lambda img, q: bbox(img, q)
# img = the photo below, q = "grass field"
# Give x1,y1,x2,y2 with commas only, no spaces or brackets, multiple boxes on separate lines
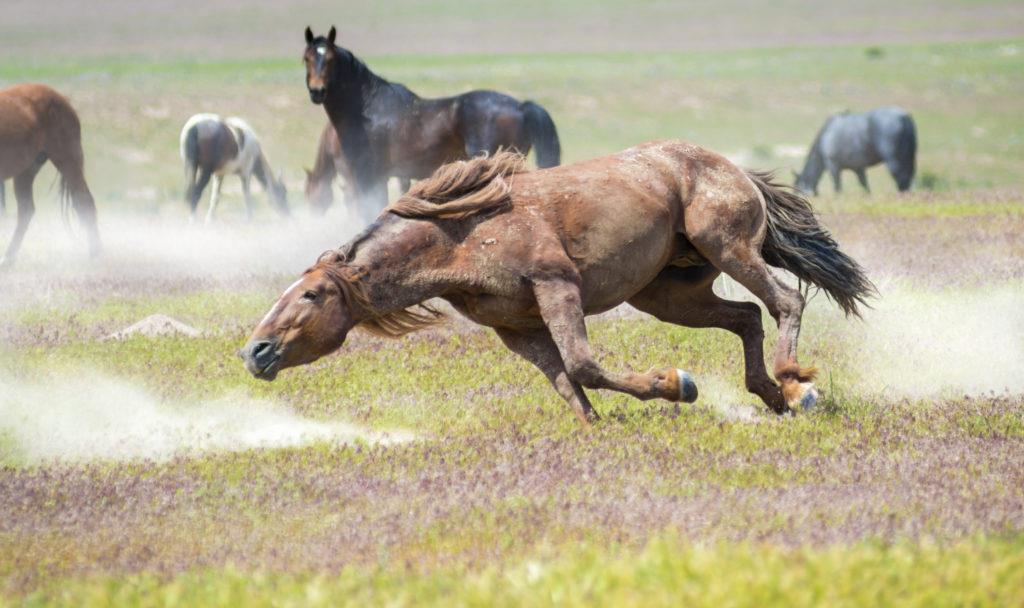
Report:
2,1,1024,605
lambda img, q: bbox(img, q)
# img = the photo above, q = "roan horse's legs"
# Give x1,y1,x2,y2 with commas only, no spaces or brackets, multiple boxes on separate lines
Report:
0,155,46,267
495,327,599,425
855,168,870,193
628,266,788,413
532,279,698,404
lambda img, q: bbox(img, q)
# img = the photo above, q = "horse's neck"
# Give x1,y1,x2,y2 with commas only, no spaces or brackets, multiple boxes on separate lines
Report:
251,153,274,189
799,141,826,186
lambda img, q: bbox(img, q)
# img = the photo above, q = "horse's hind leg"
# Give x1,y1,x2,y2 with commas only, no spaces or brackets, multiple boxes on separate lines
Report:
533,278,698,404
695,241,817,412
628,266,787,413
495,327,599,425
855,168,870,193
1,155,46,267
0,181,6,216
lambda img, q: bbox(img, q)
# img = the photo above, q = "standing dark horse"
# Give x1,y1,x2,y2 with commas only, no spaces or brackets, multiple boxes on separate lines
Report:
180,113,289,223
0,83,101,267
304,122,413,215
242,141,874,425
794,107,917,195
302,26,561,222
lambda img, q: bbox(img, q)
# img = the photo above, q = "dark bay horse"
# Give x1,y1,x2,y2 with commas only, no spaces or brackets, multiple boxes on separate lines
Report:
304,122,412,215
303,26,561,222
794,107,917,195
0,83,101,267
180,114,289,223
242,140,874,424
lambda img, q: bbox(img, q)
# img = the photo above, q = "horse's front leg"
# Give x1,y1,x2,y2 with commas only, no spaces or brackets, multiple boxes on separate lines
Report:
533,278,697,403
240,174,255,221
827,161,842,193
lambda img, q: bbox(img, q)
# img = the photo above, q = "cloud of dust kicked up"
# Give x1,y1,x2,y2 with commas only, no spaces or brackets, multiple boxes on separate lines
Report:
0,372,414,465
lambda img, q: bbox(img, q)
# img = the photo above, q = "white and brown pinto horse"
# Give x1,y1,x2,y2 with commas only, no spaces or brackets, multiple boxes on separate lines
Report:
180,114,289,223
243,141,874,424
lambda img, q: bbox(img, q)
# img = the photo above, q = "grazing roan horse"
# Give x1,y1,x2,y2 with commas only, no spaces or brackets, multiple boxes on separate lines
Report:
242,140,874,424
0,83,101,267
180,113,289,223
304,122,413,216
302,26,561,222
794,107,917,195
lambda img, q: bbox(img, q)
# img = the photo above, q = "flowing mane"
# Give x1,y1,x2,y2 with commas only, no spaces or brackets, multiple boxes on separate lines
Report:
386,150,526,220
309,252,443,338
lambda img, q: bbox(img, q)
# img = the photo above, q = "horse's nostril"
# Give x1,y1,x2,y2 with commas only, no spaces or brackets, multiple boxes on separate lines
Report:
251,341,272,360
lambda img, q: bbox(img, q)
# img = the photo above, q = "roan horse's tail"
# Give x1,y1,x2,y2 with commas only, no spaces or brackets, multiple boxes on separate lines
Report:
893,114,917,192
746,170,876,317
521,101,561,168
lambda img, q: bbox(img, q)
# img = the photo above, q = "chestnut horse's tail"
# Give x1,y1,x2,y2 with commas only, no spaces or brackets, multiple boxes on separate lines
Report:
747,170,876,317
521,101,561,168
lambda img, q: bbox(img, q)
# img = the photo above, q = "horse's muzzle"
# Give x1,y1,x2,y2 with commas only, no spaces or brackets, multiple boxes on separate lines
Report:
241,338,282,380
308,88,326,104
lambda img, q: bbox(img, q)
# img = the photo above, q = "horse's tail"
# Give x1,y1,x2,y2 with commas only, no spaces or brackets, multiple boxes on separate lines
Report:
521,101,561,168
58,174,73,228
182,125,200,203
893,114,917,191
747,170,876,317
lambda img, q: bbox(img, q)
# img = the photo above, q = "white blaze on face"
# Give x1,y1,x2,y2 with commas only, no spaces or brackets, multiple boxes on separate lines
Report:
260,278,304,327
316,46,327,56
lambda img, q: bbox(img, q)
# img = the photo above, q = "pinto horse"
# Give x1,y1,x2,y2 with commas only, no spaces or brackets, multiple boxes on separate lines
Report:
243,141,874,424
0,83,101,267
304,122,413,216
180,114,289,223
302,26,561,222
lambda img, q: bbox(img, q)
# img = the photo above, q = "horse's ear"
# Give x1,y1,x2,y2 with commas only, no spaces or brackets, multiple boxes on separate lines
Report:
305,27,314,45
327,26,337,45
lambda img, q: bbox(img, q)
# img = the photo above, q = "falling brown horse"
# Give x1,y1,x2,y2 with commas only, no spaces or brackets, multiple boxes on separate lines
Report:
303,26,561,223
0,83,101,267
242,141,874,424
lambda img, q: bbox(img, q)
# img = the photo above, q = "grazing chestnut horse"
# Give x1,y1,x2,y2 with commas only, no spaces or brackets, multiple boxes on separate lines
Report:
304,122,412,216
0,83,101,267
302,26,561,222
180,114,289,223
242,141,874,424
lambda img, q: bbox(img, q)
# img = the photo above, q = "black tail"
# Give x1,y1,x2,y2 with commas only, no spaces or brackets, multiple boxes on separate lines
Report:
893,114,917,191
182,126,201,207
521,101,561,168
747,171,876,317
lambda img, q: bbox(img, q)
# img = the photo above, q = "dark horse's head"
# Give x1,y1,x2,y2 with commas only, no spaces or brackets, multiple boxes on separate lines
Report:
304,26,367,105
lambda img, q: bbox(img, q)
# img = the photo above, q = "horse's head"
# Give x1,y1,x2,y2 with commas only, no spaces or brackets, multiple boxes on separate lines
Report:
269,170,290,215
241,258,358,380
792,169,817,196
303,26,339,105
304,168,333,214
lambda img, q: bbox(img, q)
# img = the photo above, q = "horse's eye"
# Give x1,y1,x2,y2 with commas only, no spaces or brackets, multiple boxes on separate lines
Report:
302,290,318,301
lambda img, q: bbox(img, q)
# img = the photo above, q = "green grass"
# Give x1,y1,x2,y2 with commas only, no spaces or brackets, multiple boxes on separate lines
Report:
16,535,1024,607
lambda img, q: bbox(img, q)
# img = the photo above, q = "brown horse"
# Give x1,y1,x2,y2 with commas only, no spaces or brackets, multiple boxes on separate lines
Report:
242,141,874,424
304,122,412,217
303,27,561,220
0,83,101,267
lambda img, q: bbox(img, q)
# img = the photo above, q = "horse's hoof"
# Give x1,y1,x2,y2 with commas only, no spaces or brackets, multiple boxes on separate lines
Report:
788,382,818,412
676,369,698,403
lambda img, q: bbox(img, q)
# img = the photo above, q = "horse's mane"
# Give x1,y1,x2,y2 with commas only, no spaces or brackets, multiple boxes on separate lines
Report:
309,253,443,339
386,151,526,220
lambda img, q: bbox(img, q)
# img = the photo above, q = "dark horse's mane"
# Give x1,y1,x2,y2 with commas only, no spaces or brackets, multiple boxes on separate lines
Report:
386,150,525,220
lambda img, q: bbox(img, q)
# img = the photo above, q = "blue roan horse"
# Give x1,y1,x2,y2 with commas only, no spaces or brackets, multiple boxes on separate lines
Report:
794,107,917,195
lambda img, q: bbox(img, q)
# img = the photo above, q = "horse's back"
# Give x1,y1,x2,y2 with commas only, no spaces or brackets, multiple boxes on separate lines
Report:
0,83,81,178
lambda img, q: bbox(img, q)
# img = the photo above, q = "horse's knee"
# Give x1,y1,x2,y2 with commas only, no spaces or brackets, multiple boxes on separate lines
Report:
564,358,603,388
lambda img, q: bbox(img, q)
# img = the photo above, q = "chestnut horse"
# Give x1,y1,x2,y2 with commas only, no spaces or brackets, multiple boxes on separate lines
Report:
180,114,289,223
242,141,874,424
0,83,101,267
304,122,412,216
302,26,561,222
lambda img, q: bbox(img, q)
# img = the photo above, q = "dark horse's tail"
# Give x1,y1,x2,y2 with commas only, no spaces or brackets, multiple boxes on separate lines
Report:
893,114,917,192
521,101,561,168
746,171,875,317
182,125,202,209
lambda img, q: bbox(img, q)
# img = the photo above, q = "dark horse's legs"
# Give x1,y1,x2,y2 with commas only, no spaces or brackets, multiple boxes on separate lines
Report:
1,154,46,267
855,168,870,193
495,327,598,425
628,266,787,413
187,168,213,221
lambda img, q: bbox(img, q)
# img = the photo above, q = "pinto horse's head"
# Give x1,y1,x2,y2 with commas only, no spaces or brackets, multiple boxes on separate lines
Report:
303,26,338,105
241,260,357,381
